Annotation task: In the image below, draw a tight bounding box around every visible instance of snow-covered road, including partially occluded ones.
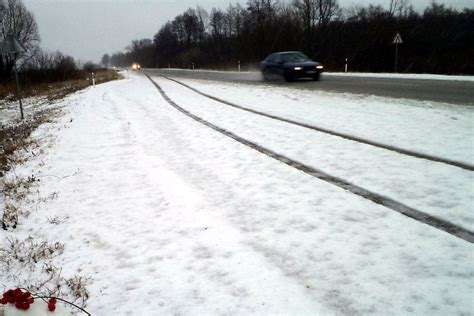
[2,73,473,315]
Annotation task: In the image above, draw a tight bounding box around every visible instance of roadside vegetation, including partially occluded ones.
[1,1,121,310]
[0,69,121,101]
[106,0,474,74]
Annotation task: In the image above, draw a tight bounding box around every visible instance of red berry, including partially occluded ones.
[13,289,23,302]
[49,298,57,304]
[0,297,8,304]
[27,297,34,304]
[22,302,30,310]
[5,290,15,303]
[15,301,22,309]
[48,303,56,311]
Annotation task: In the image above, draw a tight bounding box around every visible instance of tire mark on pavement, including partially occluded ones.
[146,75,474,243]
[163,76,474,172]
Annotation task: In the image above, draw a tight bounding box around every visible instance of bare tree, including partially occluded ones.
[228,3,245,37]
[196,5,209,34]
[293,0,339,28]
[101,53,110,68]
[293,0,318,31]
[210,8,225,37]
[317,0,340,27]
[293,0,317,53]
[0,0,39,79]
[389,0,413,18]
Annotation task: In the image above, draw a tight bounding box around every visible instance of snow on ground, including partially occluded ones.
[0,96,51,125]
[326,72,474,82]
[175,78,473,165]
[1,73,473,315]
[156,77,474,231]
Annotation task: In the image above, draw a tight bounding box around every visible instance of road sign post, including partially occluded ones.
[0,29,27,120]
[392,32,403,73]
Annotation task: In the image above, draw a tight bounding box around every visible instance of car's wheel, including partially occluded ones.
[284,72,294,82]
[313,72,321,81]
[262,70,271,81]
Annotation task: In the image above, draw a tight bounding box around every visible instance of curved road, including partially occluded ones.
[145,68,474,105]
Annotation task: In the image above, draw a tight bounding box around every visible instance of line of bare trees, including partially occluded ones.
[106,0,474,74]
[0,0,101,85]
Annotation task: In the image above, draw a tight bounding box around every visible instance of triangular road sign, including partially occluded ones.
[0,33,26,54]
[392,32,403,44]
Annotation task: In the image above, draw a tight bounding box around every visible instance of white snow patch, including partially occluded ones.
[174,78,474,165]
[155,77,474,232]
[326,72,474,82]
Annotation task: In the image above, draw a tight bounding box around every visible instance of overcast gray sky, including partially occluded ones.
[23,0,473,63]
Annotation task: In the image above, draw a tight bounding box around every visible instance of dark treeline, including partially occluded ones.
[107,0,474,74]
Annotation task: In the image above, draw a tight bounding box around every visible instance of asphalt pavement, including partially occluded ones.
[145,68,474,105]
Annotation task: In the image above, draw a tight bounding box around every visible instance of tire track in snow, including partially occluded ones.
[146,75,474,243]
[162,76,474,172]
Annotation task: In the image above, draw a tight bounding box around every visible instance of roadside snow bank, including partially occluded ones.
[326,72,474,81]
[175,78,473,165]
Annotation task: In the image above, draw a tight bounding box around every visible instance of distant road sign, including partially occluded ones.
[393,32,403,44]
[0,33,26,54]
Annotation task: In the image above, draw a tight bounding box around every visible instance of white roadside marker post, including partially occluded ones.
[345,58,348,73]
[91,72,95,87]
[238,60,241,72]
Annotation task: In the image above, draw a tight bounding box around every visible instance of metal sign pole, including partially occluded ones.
[392,32,403,73]
[13,61,24,119]
[395,43,398,73]
[0,30,27,120]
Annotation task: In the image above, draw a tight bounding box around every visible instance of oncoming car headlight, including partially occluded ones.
[316,65,324,69]
[132,63,141,70]
[294,66,303,70]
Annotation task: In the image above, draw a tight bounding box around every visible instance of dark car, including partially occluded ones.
[261,51,324,82]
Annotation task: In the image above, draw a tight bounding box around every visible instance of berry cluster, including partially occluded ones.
[0,288,87,315]
[1,288,34,310]
[48,297,57,311]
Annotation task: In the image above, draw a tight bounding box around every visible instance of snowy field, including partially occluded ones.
[160,77,474,231]
[1,73,473,315]
[170,77,473,164]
